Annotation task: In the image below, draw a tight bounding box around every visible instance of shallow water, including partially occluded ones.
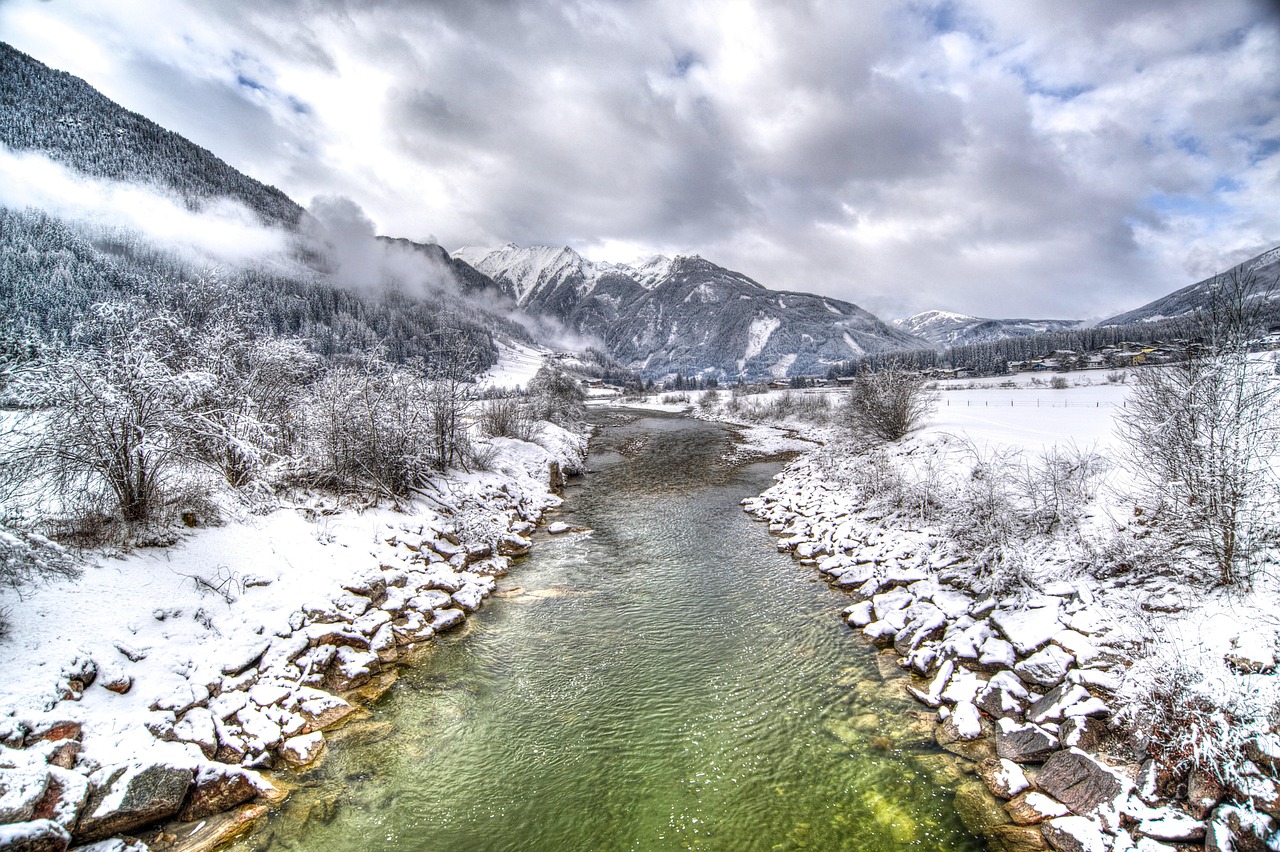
[237,411,983,851]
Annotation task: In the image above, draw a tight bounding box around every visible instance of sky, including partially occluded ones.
[2,0,1279,321]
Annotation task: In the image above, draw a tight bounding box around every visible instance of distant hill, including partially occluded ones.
[1100,245,1280,326]
[454,244,927,379]
[893,310,1084,348]
[0,42,303,229]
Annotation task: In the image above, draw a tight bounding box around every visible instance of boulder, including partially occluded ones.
[1136,811,1205,844]
[954,780,1013,837]
[1035,748,1132,818]
[1006,792,1070,825]
[977,637,1018,671]
[75,762,193,842]
[278,732,325,768]
[991,605,1062,655]
[977,672,1031,720]
[31,766,88,831]
[1027,683,1091,725]
[979,758,1031,799]
[995,718,1060,764]
[0,820,71,852]
[1205,804,1273,852]
[1040,815,1107,852]
[430,607,467,633]
[986,824,1050,852]
[23,722,82,748]
[0,756,51,823]
[179,765,262,821]
[1015,645,1075,689]
[1186,766,1226,818]
[844,601,874,628]
[1057,716,1104,752]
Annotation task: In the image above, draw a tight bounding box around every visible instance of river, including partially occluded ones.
[235,410,982,851]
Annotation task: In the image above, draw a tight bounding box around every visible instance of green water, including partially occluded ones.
[239,411,983,851]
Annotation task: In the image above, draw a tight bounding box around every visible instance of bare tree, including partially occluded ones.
[1117,266,1280,585]
[842,364,936,442]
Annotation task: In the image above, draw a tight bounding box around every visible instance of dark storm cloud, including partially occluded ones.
[1,0,1277,319]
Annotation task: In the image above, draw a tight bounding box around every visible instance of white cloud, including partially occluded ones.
[0,145,289,263]
[1,0,1277,320]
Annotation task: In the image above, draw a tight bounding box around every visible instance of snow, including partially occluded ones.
[743,317,781,361]
[478,339,551,390]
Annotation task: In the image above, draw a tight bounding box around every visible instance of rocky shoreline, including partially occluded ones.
[744,450,1280,852]
[0,431,587,852]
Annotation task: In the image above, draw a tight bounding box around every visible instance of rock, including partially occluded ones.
[978,637,1019,671]
[1006,792,1070,825]
[995,718,1060,763]
[297,694,355,733]
[32,766,88,831]
[862,620,899,647]
[1015,645,1075,689]
[325,647,380,692]
[178,765,262,821]
[278,732,326,768]
[872,587,915,620]
[451,586,487,613]
[1225,632,1277,675]
[1244,734,1280,775]
[0,754,51,823]
[1040,815,1107,852]
[954,780,1013,837]
[1035,748,1133,818]
[0,819,71,852]
[170,707,218,759]
[940,668,987,705]
[24,721,82,748]
[1186,766,1226,818]
[498,533,532,557]
[991,605,1063,655]
[1205,804,1273,852]
[844,601,875,628]
[894,605,948,656]
[547,521,571,534]
[979,758,1032,799]
[1057,716,1104,752]
[936,715,997,762]
[977,671,1031,720]
[1027,683,1091,725]
[75,762,193,842]
[1136,811,1205,843]
[430,607,467,633]
[986,824,1050,852]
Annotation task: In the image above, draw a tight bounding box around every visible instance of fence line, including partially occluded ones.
[942,399,1120,409]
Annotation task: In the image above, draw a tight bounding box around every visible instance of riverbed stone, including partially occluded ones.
[1006,792,1070,825]
[986,824,1050,852]
[1035,748,1133,818]
[979,758,1031,799]
[955,780,1013,837]
[1027,683,1091,725]
[995,718,1059,764]
[179,765,261,821]
[977,671,1031,720]
[0,819,71,852]
[75,762,193,842]
[1015,646,1075,689]
[991,605,1063,655]
[1040,815,1107,852]
[1205,803,1272,852]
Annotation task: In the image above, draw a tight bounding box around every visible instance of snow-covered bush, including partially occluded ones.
[1117,268,1280,586]
[841,366,936,442]
[528,365,585,426]
[478,396,537,442]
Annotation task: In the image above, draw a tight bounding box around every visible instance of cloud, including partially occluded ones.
[1,0,1278,320]
[0,144,289,263]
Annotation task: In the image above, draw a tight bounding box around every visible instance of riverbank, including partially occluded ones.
[711,381,1280,852]
[0,424,587,851]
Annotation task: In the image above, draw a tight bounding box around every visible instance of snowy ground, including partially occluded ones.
[0,423,587,848]
[476,339,549,391]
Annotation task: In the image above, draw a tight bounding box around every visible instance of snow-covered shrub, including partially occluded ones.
[1117,267,1280,586]
[302,356,435,499]
[700,388,721,411]
[1118,635,1280,793]
[1014,444,1109,535]
[528,365,585,426]
[841,366,936,442]
[1049,375,1069,389]
[478,397,537,442]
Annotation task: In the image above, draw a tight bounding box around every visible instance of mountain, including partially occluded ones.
[453,244,925,379]
[1100,245,1280,326]
[0,42,302,229]
[894,310,1084,348]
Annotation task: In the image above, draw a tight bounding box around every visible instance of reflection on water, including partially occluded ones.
[235,411,983,852]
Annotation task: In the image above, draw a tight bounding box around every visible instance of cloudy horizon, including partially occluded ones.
[2,0,1278,321]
